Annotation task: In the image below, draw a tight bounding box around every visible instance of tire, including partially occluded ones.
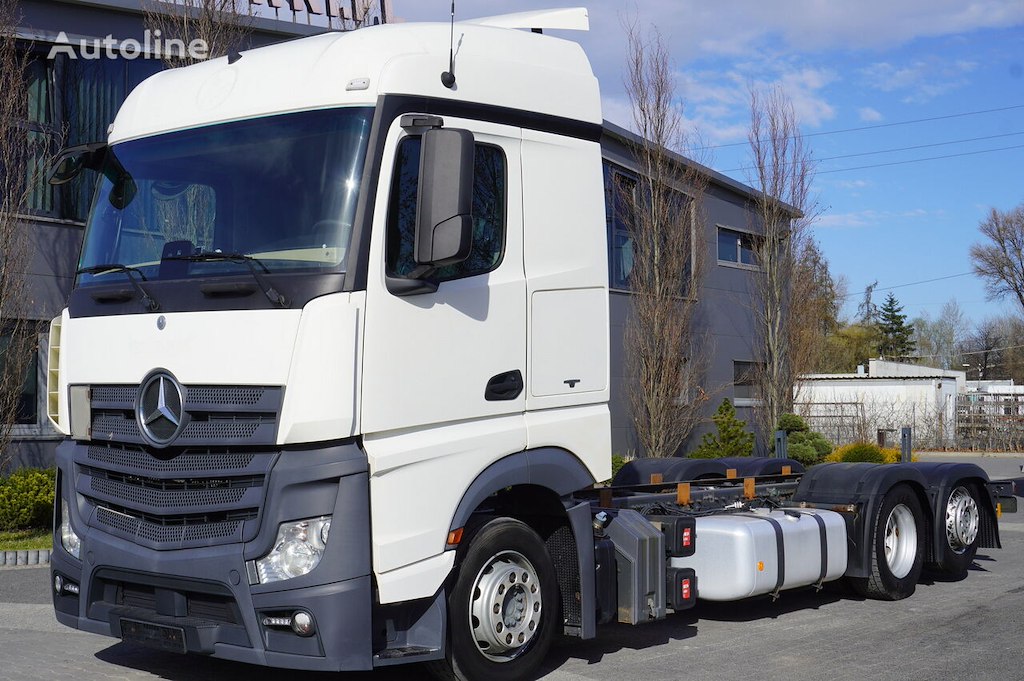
[934,484,981,577]
[429,518,559,681]
[849,484,925,601]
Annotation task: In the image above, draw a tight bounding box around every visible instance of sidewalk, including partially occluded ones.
[0,549,50,568]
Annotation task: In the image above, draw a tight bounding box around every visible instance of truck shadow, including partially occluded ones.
[94,643,430,680]
[544,586,844,670]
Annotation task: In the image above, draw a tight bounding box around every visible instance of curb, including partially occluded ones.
[0,549,51,568]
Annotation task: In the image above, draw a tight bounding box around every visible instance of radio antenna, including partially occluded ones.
[440,1,456,88]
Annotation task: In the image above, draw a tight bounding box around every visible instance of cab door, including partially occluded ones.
[360,116,526,577]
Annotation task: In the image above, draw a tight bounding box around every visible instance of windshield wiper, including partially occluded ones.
[165,252,289,308]
[76,264,159,312]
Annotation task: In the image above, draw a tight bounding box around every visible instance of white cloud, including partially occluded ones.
[816,207,937,229]
[860,57,978,102]
[831,179,872,189]
[859,107,884,121]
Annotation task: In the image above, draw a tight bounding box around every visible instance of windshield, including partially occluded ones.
[77,107,372,287]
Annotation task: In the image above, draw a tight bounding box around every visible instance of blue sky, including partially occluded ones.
[393,1,1024,328]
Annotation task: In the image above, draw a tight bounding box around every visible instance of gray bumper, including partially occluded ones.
[51,439,375,672]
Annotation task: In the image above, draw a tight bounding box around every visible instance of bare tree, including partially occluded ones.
[746,85,817,441]
[143,0,256,67]
[970,203,1024,313]
[790,236,841,376]
[911,298,967,370]
[621,23,711,458]
[0,0,47,470]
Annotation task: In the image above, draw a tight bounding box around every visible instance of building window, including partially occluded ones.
[604,163,637,290]
[718,227,758,267]
[733,360,761,404]
[604,160,696,293]
[386,137,507,283]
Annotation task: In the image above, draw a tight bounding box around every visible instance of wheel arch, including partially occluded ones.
[793,462,931,578]
[446,447,598,639]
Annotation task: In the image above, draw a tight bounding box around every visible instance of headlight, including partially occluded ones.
[60,500,81,559]
[254,516,331,584]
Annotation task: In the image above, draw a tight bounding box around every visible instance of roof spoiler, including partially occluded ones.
[462,7,589,32]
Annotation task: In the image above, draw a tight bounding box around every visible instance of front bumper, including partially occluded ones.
[51,439,375,672]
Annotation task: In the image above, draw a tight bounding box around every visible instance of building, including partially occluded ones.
[796,359,966,449]
[601,122,772,457]
[3,2,768,469]
[958,380,1024,450]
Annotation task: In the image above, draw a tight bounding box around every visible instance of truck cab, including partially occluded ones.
[50,9,610,679]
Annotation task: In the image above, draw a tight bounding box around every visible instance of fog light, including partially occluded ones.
[291,610,315,637]
[53,573,79,596]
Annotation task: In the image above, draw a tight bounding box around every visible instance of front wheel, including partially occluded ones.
[430,518,559,681]
[850,484,925,600]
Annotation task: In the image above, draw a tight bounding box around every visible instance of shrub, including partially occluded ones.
[777,413,809,434]
[786,441,819,467]
[774,414,831,465]
[0,468,55,531]
[831,442,885,464]
[691,399,754,459]
[826,443,918,464]
[790,431,832,459]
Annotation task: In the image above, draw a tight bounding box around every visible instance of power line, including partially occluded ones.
[817,143,1024,175]
[721,130,1024,173]
[840,272,974,300]
[909,342,1024,361]
[696,103,1024,151]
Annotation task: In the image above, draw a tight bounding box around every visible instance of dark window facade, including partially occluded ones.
[14,47,165,222]
[385,137,507,283]
[0,326,40,425]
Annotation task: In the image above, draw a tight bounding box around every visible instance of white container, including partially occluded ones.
[669,509,848,601]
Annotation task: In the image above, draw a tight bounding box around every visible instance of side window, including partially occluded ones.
[385,136,507,282]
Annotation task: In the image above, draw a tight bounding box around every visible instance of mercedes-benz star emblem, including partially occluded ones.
[136,371,186,447]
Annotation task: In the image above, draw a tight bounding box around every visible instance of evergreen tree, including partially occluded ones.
[690,399,755,458]
[877,293,916,360]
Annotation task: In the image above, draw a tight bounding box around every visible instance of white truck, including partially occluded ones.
[47,9,1011,681]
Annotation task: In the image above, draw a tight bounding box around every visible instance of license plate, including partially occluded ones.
[120,618,186,654]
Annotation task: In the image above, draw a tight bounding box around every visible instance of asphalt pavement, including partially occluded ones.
[1,453,1021,681]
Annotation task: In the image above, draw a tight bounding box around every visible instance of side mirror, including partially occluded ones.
[414,127,475,268]
[47,143,107,185]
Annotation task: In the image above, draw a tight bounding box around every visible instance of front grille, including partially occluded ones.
[89,475,250,509]
[76,441,275,550]
[89,383,282,447]
[76,383,281,549]
[87,444,256,473]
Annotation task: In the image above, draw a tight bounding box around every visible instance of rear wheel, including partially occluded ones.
[934,484,981,577]
[429,518,559,681]
[850,484,925,600]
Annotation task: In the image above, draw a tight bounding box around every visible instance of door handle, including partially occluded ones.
[485,370,524,401]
